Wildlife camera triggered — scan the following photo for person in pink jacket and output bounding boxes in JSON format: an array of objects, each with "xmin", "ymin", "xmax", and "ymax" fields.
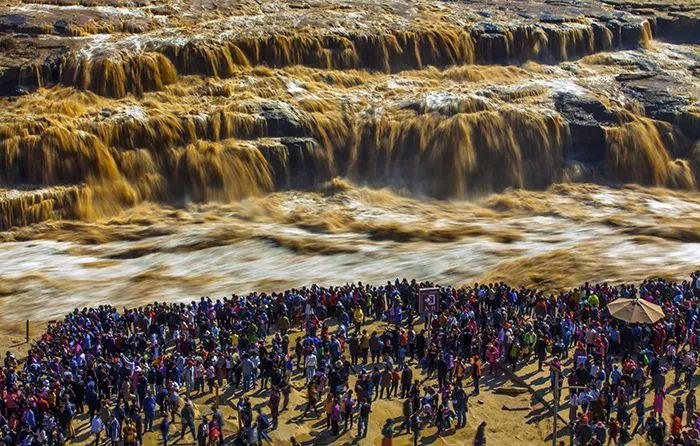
[
  {"xmin": 485, "ymin": 341, "xmax": 500, "ymax": 376},
  {"xmin": 653, "ymin": 389, "xmax": 665, "ymax": 416}
]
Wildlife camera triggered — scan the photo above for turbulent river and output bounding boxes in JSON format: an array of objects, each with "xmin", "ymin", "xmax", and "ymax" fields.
[
  {"xmin": 1, "ymin": 181, "xmax": 699, "ymax": 321},
  {"xmin": 0, "ymin": 0, "xmax": 699, "ymax": 321}
]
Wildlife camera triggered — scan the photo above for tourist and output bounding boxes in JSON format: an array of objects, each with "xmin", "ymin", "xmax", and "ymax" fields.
[
  {"xmin": 342, "ymin": 389, "xmax": 355, "ymax": 431},
  {"xmin": 357, "ymin": 400, "xmax": 371, "ymax": 438},
  {"xmin": 1, "ymin": 272, "xmax": 698, "ymax": 446},
  {"xmin": 330, "ymin": 398, "xmax": 341, "ymax": 436},
  {"xmin": 452, "ymin": 383, "xmax": 469, "ymax": 429},
  {"xmin": 302, "ymin": 379, "xmax": 319, "ymax": 418},
  {"xmin": 181, "ymin": 399, "xmax": 197, "ymax": 441},
  {"xmin": 197, "ymin": 417, "xmax": 209, "ymax": 446},
  {"xmin": 123, "ymin": 418, "xmax": 137, "ymax": 446},
  {"xmin": 109, "ymin": 412, "xmax": 120, "ymax": 446},
  {"xmin": 90, "ymin": 414, "xmax": 104, "ymax": 446},
  {"xmin": 686, "ymin": 391, "xmax": 696, "ymax": 426},
  {"xmin": 304, "ymin": 351, "xmax": 317, "ymax": 384},
  {"xmin": 410, "ymin": 412, "xmax": 422, "ymax": 446},
  {"xmin": 159, "ymin": 414, "xmax": 171, "ymax": 446}
]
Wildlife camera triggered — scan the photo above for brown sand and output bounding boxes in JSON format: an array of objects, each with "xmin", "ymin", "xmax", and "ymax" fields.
[{"xmin": 0, "ymin": 317, "xmax": 670, "ymax": 445}]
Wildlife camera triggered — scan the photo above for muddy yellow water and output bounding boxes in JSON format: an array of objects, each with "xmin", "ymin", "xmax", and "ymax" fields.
[
  {"xmin": 0, "ymin": 181, "xmax": 698, "ymax": 322},
  {"xmin": 0, "ymin": 0, "xmax": 699, "ymax": 321}
]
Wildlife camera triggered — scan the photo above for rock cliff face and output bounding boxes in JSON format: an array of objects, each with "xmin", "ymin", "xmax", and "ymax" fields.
[
  {"xmin": 0, "ymin": 0, "xmax": 698, "ymax": 229},
  {"xmin": 2, "ymin": 0, "xmax": 696, "ymax": 95}
]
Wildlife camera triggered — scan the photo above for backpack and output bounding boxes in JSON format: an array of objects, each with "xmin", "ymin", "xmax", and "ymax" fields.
[{"xmin": 209, "ymin": 422, "xmax": 220, "ymax": 441}]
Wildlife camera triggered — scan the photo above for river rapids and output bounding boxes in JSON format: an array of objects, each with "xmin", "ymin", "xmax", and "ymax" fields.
[{"xmin": 0, "ymin": 0, "xmax": 698, "ymax": 321}]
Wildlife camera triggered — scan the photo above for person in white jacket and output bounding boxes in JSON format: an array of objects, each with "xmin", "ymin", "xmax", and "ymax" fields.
[{"xmin": 305, "ymin": 352, "xmax": 317, "ymax": 384}]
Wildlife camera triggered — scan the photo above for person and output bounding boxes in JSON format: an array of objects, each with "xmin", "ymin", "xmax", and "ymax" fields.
[
  {"xmin": 256, "ymin": 409, "xmax": 272, "ymax": 444},
  {"xmin": 277, "ymin": 314, "xmax": 290, "ymax": 336},
  {"xmin": 452, "ymin": 383, "xmax": 469, "ymax": 429},
  {"xmin": 673, "ymin": 395, "xmax": 685, "ymax": 422},
  {"xmin": 109, "ymin": 413, "xmax": 121, "ymax": 446},
  {"xmin": 400, "ymin": 365, "xmax": 413, "ymax": 398},
  {"xmin": 143, "ymin": 392, "xmax": 156, "ymax": 432},
  {"xmin": 593, "ymin": 421, "xmax": 606, "ymax": 444},
  {"xmin": 197, "ymin": 417, "xmax": 210, "ymax": 446},
  {"xmin": 360, "ymin": 331, "xmax": 370, "ymax": 364},
  {"xmin": 323, "ymin": 393, "xmax": 335, "ymax": 429},
  {"xmin": 342, "ymin": 390, "xmax": 355, "ymax": 431},
  {"xmin": 390, "ymin": 367, "xmax": 400, "ymax": 398},
  {"xmin": 671, "ymin": 414, "xmax": 683, "ymax": 437},
  {"xmin": 609, "ymin": 418, "xmax": 620, "ymax": 444},
  {"xmin": 131, "ymin": 410, "xmax": 144, "ymax": 446},
  {"xmin": 619, "ymin": 425, "xmax": 631, "ymax": 446},
  {"xmin": 436, "ymin": 401, "xmax": 453, "ymax": 436},
  {"xmin": 649, "ymin": 416, "xmax": 666, "ymax": 445},
  {"xmin": 473, "ymin": 421, "xmax": 486, "ymax": 446},
  {"xmin": 295, "ymin": 338, "xmax": 304, "ymax": 370},
  {"xmin": 381, "ymin": 419, "xmax": 395, "ymax": 444},
  {"xmin": 410, "ymin": 412, "xmax": 422, "ymax": 446},
  {"xmin": 302, "ymin": 380, "xmax": 319, "ymax": 418},
  {"xmin": 653, "ymin": 389, "xmax": 665, "ymax": 417},
  {"xmin": 379, "ymin": 368, "xmax": 391, "ymax": 399},
  {"xmin": 402, "ymin": 398, "xmax": 412, "ymax": 433},
  {"xmin": 123, "ymin": 419, "xmax": 138, "ymax": 446},
  {"xmin": 181, "ymin": 399, "xmax": 197, "ymax": 441},
  {"xmin": 269, "ymin": 387, "xmax": 281, "ymax": 429},
  {"xmin": 471, "ymin": 357, "xmax": 482, "ymax": 396},
  {"xmin": 242, "ymin": 354, "xmax": 256, "ymax": 392},
  {"xmin": 354, "ymin": 306, "xmax": 364, "ymax": 334},
  {"xmin": 632, "ymin": 397, "xmax": 645, "ymax": 434},
  {"xmin": 330, "ymin": 399, "xmax": 341, "ymax": 436},
  {"xmin": 90, "ymin": 414, "xmax": 104, "ymax": 446},
  {"xmin": 349, "ymin": 334, "xmax": 359, "ymax": 366},
  {"xmin": 86, "ymin": 385, "xmax": 101, "ymax": 421},
  {"xmin": 305, "ymin": 351, "xmax": 318, "ymax": 384},
  {"xmin": 686, "ymin": 391, "xmax": 696, "ymax": 426},
  {"xmin": 6, "ymin": 272, "xmax": 700, "ymax": 446},
  {"xmin": 160, "ymin": 414, "xmax": 171, "ymax": 446},
  {"xmin": 212, "ymin": 405, "xmax": 225, "ymax": 445},
  {"xmin": 209, "ymin": 416, "xmax": 222, "ymax": 445},
  {"xmin": 357, "ymin": 400, "xmax": 371, "ymax": 438},
  {"xmin": 370, "ymin": 333, "xmax": 382, "ymax": 364}
]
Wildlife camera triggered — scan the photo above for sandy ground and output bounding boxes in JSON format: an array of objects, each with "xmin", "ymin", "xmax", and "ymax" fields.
[
  {"xmin": 0, "ymin": 318, "xmax": 686, "ymax": 446},
  {"xmin": 0, "ymin": 319, "xmax": 558, "ymax": 445}
]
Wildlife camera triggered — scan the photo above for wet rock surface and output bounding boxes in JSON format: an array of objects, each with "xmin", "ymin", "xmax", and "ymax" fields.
[
  {"xmin": 555, "ymin": 93, "xmax": 612, "ymax": 163},
  {"xmin": 0, "ymin": 0, "xmax": 694, "ymax": 94},
  {"xmin": 0, "ymin": 0, "xmax": 698, "ymax": 230}
]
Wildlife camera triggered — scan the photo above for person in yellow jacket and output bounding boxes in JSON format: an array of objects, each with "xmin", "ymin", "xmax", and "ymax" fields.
[
  {"xmin": 323, "ymin": 393, "xmax": 335, "ymax": 429},
  {"xmin": 522, "ymin": 331, "xmax": 537, "ymax": 358},
  {"xmin": 277, "ymin": 314, "xmax": 290, "ymax": 336},
  {"xmin": 438, "ymin": 312, "xmax": 448, "ymax": 328},
  {"xmin": 354, "ymin": 307, "xmax": 364, "ymax": 334},
  {"xmin": 588, "ymin": 293, "xmax": 600, "ymax": 308},
  {"xmin": 359, "ymin": 331, "xmax": 370, "ymax": 364}
]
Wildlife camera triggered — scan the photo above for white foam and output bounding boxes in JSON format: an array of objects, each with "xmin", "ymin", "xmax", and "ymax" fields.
[
  {"xmin": 287, "ymin": 81, "xmax": 306, "ymax": 95},
  {"xmin": 109, "ymin": 105, "xmax": 148, "ymax": 122},
  {"xmin": 9, "ymin": 4, "xmax": 147, "ymax": 17}
]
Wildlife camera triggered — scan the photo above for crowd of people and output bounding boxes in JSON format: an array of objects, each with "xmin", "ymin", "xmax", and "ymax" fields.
[{"xmin": 0, "ymin": 270, "xmax": 699, "ymax": 446}]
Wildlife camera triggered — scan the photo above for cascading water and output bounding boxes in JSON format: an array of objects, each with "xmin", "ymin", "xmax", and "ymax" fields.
[{"xmin": 0, "ymin": 0, "xmax": 698, "ymax": 320}]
